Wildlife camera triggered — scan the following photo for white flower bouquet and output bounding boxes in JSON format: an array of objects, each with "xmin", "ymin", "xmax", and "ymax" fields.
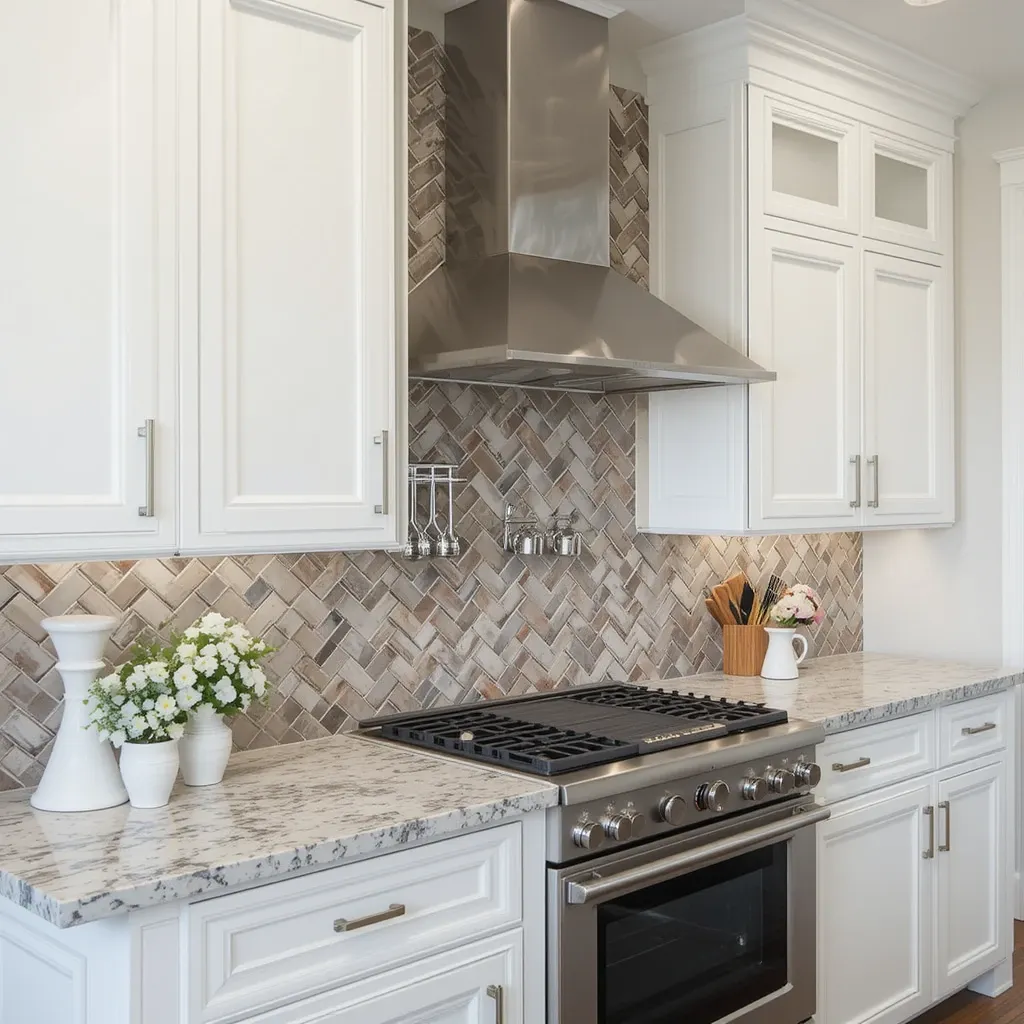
[
  {"xmin": 85, "ymin": 643, "xmax": 188, "ymax": 748},
  {"xmin": 167, "ymin": 612, "xmax": 274, "ymax": 717},
  {"xmin": 768, "ymin": 584, "xmax": 826, "ymax": 628}
]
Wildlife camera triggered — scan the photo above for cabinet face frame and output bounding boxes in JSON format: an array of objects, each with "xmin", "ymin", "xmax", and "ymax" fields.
[{"xmin": 750, "ymin": 88, "xmax": 861, "ymax": 236}]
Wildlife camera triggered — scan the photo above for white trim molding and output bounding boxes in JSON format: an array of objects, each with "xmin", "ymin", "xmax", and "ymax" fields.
[{"xmin": 996, "ymin": 146, "xmax": 1024, "ymax": 921}]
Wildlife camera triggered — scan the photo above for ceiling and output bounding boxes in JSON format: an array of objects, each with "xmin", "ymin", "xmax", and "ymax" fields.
[{"xmin": 419, "ymin": 0, "xmax": 1024, "ymax": 88}]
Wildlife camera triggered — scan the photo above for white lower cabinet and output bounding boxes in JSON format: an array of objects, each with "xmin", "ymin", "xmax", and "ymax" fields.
[{"xmin": 817, "ymin": 696, "xmax": 1012, "ymax": 1024}]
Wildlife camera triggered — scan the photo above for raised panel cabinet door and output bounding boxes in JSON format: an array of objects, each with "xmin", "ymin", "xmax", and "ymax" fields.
[
  {"xmin": 862, "ymin": 253, "xmax": 953, "ymax": 526},
  {"xmin": 0, "ymin": 0, "xmax": 177, "ymax": 560},
  {"xmin": 748, "ymin": 230, "xmax": 861, "ymax": 529},
  {"xmin": 935, "ymin": 761, "xmax": 1006, "ymax": 999},
  {"xmin": 185, "ymin": 0, "xmax": 399, "ymax": 554},
  {"xmin": 817, "ymin": 782, "xmax": 933, "ymax": 1024},
  {"xmin": 235, "ymin": 932, "xmax": 522, "ymax": 1023},
  {"xmin": 862, "ymin": 128, "xmax": 950, "ymax": 254},
  {"xmin": 749, "ymin": 88, "xmax": 860, "ymax": 235}
]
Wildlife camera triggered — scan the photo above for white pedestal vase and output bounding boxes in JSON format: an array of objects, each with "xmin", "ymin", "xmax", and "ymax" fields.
[
  {"xmin": 180, "ymin": 705, "xmax": 233, "ymax": 787},
  {"xmin": 119, "ymin": 739, "xmax": 180, "ymax": 808},
  {"xmin": 760, "ymin": 628, "xmax": 809, "ymax": 680},
  {"xmin": 31, "ymin": 615, "xmax": 129, "ymax": 813}
]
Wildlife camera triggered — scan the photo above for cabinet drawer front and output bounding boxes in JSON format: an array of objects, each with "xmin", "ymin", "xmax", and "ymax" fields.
[
  {"xmin": 190, "ymin": 824, "xmax": 522, "ymax": 1023},
  {"xmin": 938, "ymin": 695, "xmax": 1008, "ymax": 767},
  {"xmin": 819, "ymin": 714, "xmax": 935, "ymax": 802}
]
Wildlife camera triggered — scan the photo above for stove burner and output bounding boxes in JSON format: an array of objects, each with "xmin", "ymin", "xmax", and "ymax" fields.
[{"xmin": 377, "ymin": 684, "xmax": 789, "ymax": 776}]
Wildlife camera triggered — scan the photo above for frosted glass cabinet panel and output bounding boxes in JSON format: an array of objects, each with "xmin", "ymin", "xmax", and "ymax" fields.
[
  {"xmin": 753, "ymin": 89, "xmax": 859, "ymax": 234},
  {"xmin": 863, "ymin": 128, "xmax": 948, "ymax": 253}
]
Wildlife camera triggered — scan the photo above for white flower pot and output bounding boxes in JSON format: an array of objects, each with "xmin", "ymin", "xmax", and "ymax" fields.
[
  {"xmin": 119, "ymin": 739, "xmax": 179, "ymax": 808},
  {"xmin": 31, "ymin": 615, "xmax": 128, "ymax": 813},
  {"xmin": 180, "ymin": 705, "xmax": 233, "ymax": 787},
  {"xmin": 760, "ymin": 628, "xmax": 809, "ymax": 681}
]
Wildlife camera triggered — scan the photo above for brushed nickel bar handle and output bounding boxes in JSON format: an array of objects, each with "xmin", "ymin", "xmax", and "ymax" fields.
[
  {"xmin": 333, "ymin": 902, "xmax": 405, "ymax": 933},
  {"xmin": 939, "ymin": 800, "xmax": 951, "ymax": 852},
  {"xmin": 137, "ymin": 420, "xmax": 155, "ymax": 517},
  {"xmin": 486, "ymin": 984, "xmax": 504, "ymax": 1024},
  {"xmin": 374, "ymin": 430, "xmax": 389, "ymax": 515},
  {"xmin": 832, "ymin": 756, "xmax": 871, "ymax": 773},
  {"xmin": 566, "ymin": 805, "xmax": 831, "ymax": 905},
  {"xmin": 867, "ymin": 455, "xmax": 879, "ymax": 508},
  {"xmin": 849, "ymin": 455, "xmax": 862, "ymax": 508},
  {"xmin": 961, "ymin": 722, "xmax": 997, "ymax": 736},
  {"xmin": 923, "ymin": 805, "xmax": 934, "ymax": 859}
]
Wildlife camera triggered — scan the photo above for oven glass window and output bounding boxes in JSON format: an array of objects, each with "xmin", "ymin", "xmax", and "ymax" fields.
[{"xmin": 598, "ymin": 841, "xmax": 788, "ymax": 1024}]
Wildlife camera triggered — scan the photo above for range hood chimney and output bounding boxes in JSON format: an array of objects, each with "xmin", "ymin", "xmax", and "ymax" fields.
[{"xmin": 408, "ymin": 0, "xmax": 775, "ymax": 394}]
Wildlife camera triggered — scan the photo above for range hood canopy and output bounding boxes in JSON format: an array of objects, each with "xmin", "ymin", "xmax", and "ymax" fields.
[{"xmin": 408, "ymin": 0, "xmax": 775, "ymax": 394}]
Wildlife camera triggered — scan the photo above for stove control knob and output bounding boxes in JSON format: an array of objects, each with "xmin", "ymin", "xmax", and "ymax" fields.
[
  {"xmin": 695, "ymin": 781, "xmax": 730, "ymax": 813},
  {"xmin": 658, "ymin": 794, "xmax": 687, "ymax": 826},
  {"xmin": 766, "ymin": 768, "xmax": 796, "ymax": 795},
  {"xmin": 571, "ymin": 821, "xmax": 605, "ymax": 850},
  {"xmin": 794, "ymin": 762, "xmax": 822, "ymax": 788},
  {"xmin": 741, "ymin": 777, "xmax": 768, "ymax": 802},
  {"xmin": 601, "ymin": 814, "xmax": 633, "ymax": 842},
  {"xmin": 624, "ymin": 809, "xmax": 647, "ymax": 837}
]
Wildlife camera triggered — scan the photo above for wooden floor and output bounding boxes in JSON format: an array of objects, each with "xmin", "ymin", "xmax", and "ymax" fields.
[{"xmin": 911, "ymin": 923, "xmax": 1024, "ymax": 1024}]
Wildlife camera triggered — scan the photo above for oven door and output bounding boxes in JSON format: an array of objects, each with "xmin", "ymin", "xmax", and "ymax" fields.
[{"xmin": 548, "ymin": 799, "xmax": 830, "ymax": 1024}]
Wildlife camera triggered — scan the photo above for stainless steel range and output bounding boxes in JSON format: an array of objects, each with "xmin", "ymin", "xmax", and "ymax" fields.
[{"xmin": 366, "ymin": 683, "xmax": 828, "ymax": 1024}]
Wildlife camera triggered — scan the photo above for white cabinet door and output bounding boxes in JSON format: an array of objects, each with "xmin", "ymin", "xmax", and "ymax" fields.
[
  {"xmin": 750, "ymin": 88, "xmax": 860, "ymax": 235},
  {"xmin": 818, "ymin": 781, "xmax": 933, "ymax": 1024},
  {"xmin": 748, "ymin": 230, "xmax": 861, "ymax": 529},
  {"xmin": 934, "ymin": 761, "xmax": 1006, "ymax": 999},
  {"xmin": 862, "ymin": 252, "xmax": 953, "ymax": 526},
  {"xmin": 184, "ymin": 0, "xmax": 400, "ymax": 555},
  {"xmin": 862, "ymin": 128, "xmax": 950, "ymax": 254},
  {"xmin": 238, "ymin": 932, "xmax": 522, "ymax": 1024},
  {"xmin": 0, "ymin": 0, "xmax": 177, "ymax": 561}
]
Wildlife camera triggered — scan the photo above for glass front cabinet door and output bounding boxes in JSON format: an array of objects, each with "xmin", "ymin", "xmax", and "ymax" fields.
[
  {"xmin": 862, "ymin": 127, "xmax": 949, "ymax": 253},
  {"xmin": 752, "ymin": 88, "xmax": 860, "ymax": 235}
]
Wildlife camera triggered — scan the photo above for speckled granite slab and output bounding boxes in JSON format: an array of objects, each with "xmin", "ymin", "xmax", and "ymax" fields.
[
  {"xmin": 653, "ymin": 652, "xmax": 1022, "ymax": 733},
  {"xmin": 0, "ymin": 735, "xmax": 557, "ymax": 929}
]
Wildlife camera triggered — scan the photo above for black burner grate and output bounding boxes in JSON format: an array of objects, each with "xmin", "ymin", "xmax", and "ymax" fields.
[{"xmin": 570, "ymin": 685, "xmax": 789, "ymax": 732}]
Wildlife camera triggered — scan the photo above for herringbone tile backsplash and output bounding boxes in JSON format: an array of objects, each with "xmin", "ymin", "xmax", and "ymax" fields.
[{"xmin": 0, "ymin": 31, "xmax": 862, "ymax": 791}]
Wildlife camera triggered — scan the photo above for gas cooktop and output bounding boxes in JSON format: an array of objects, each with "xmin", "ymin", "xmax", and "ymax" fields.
[{"xmin": 372, "ymin": 684, "xmax": 789, "ymax": 776}]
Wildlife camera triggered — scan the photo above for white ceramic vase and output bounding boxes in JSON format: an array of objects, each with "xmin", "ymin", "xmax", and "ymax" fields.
[
  {"xmin": 119, "ymin": 739, "xmax": 180, "ymax": 808},
  {"xmin": 31, "ymin": 615, "xmax": 129, "ymax": 813},
  {"xmin": 180, "ymin": 705, "xmax": 233, "ymax": 787},
  {"xmin": 760, "ymin": 628, "xmax": 809, "ymax": 680}
]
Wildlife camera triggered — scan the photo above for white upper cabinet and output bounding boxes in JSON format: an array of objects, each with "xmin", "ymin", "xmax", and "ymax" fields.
[
  {"xmin": 862, "ymin": 252, "xmax": 953, "ymax": 526},
  {"xmin": 0, "ymin": 0, "xmax": 177, "ymax": 560},
  {"xmin": 639, "ymin": 4, "xmax": 973, "ymax": 536},
  {"xmin": 862, "ymin": 128, "xmax": 950, "ymax": 254},
  {"xmin": 748, "ymin": 230, "xmax": 861, "ymax": 528},
  {"xmin": 0, "ymin": 0, "xmax": 405, "ymax": 563},
  {"xmin": 753, "ymin": 91, "xmax": 860, "ymax": 235},
  {"xmin": 182, "ymin": 0, "xmax": 400, "ymax": 554}
]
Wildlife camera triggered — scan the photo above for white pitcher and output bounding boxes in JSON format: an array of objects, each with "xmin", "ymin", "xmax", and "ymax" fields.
[{"xmin": 761, "ymin": 628, "xmax": 808, "ymax": 680}]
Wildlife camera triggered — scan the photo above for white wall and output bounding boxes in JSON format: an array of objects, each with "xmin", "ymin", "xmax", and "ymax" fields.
[{"xmin": 863, "ymin": 89, "xmax": 1024, "ymax": 663}]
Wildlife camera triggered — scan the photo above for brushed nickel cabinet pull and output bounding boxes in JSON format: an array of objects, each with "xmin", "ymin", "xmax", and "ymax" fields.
[
  {"xmin": 923, "ymin": 805, "xmax": 934, "ymax": 859},
  {"xmin": 333, "ymin": 902, "xmax": 405, "ymax": 932},
  {"xmin": 939, "ymin": 800, "xmax": 951, "ymax": 852},
  {"xmin": 867, "ymin": 455, "xmax": 879, "ymax": 508},
  {"xmin": 137, "ymin": 420, "xmax": 155, "ymax": 517},
  {"xmin": 832, "ymin": 756, "xmax": 871, "ymax": 773},
  {"xmin": 374, "ymin": 430, "xmax": 389, "ymax": 515},
  {"xmin": 487, "ymin": 984, "xmax": 504, "ymax": 1024},
  {"xmin": 849, "ymin": 455, "xmax": 862, "ymax": 508},
  {"xmin": 961, "ymin": 722, "xmax": 997, "ymax": 736}
]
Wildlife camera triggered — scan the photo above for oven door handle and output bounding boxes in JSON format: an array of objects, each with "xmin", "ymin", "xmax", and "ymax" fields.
[{"xmin": 565, "ymin": 804, "xmax": 831, "ymax": 906}]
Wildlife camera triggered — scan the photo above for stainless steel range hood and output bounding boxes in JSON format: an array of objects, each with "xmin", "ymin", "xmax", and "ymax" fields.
[{"xmin": 408, "ymin": 0, "xmax": 775, "ymax": 394}]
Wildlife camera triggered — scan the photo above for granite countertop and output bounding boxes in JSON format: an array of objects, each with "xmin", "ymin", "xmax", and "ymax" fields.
[
  {"xmin": 0, "ymin": 734, "xmax": 558, "ymax": 929},
  {"xmin": 657, "ymin": 652, "xmax": 1022, "ymax": 733}
]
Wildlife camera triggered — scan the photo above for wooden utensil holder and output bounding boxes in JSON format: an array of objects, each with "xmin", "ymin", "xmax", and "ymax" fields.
[{"xmin": 723, "ymin": 625, "xmax": 769, "ymax": 676}]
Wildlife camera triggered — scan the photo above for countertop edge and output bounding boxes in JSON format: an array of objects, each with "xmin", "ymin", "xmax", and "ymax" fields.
[{"xmin": 2, "ymin": 786, "xmax": 558, "ymax": 929}]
